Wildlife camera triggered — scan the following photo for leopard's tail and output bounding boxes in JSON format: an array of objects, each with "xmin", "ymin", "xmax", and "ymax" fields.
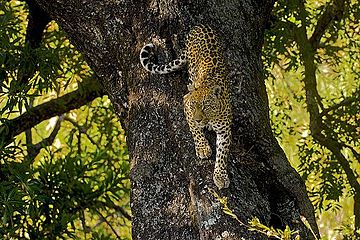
[{"xmin": 140, "ymin": 44, "xmax": 186, "ymax": 74}]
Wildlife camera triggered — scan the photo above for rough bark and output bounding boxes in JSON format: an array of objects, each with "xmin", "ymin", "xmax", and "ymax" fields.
[{"xmin": 33, "ymin": 0, "xmax": 319, "ymax": 239}]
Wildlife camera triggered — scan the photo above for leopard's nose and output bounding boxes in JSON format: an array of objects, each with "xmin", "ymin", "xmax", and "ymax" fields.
[{"xmin": 195, "ymin": 119, "xmax": 202, "ymax": 123}]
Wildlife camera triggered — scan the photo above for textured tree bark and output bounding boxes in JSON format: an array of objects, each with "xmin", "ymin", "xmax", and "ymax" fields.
[{"xmin": 33, "ymin": 0, "xmax": 319, "ymax": 239}]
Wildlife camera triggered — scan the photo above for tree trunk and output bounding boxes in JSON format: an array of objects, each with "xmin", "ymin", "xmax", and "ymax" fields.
[{"xmin": 34, "ymin": 0, "xmax": 319, "ymax": 239}]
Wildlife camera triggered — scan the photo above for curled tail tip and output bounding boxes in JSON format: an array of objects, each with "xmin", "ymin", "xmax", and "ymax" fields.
[
  {"xmin": 144, "ymin": 43, "xmax": 154, "ymax": 48},
  {"xmin": 141, "ymin": 43, "xmax": 154, "ymax": 55},
  {"xmin": 139, "ymin": 43, "xmax": 185, "ymax": 74},
  {"xmin": 140, "ymin": 43, "xmax": 154, "ymax": 72}
]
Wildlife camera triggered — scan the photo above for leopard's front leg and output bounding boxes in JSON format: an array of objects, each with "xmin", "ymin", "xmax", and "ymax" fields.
[
  {"xmin": 187, "ymin": 122, "xmax": 212, "ymax": 159},
  {"xmin": 183, "ymin": 94, "xmax": 212, "ymax": 159},
  {"xmin": 212, "ymin": 122, "xmax": 231, "ymax": 189}
]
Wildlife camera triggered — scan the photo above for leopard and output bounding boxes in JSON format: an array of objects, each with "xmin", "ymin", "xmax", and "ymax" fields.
[{"xmin": 139, "ymin": 25, "xmax": 232, "ymax": 189}]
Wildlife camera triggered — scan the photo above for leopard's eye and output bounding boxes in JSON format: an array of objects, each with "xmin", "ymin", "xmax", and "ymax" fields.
[
  {"xmin": 202, "ymin": 100, "xmax": 211, "ymax": 111},
  {"xmin": 201, "ymin": 100, "xmax": 207, "ymax": 110}
]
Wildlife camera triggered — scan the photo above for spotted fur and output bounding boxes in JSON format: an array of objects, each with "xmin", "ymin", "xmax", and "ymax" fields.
[{"xmin": 140, "ymin": 25, "xmax": 232, "ymax": 189}]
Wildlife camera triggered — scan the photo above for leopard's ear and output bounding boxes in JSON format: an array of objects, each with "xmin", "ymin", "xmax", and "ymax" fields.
[{"xmin": 212, "ymin": 85, "xmax": 223, "ymax": 98}]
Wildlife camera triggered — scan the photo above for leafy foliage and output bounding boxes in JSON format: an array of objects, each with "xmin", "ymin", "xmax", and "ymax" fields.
[
  {"xmin": 0, "ymin": 0, "xmax": 91, "ymax": 116},
  {"xmin": 264, "ymin": 0, "xmax": 360, "ymax": 238},
  {"xmin": 0, "ymin": 1, "xmax": 130, "ymax": 239}
]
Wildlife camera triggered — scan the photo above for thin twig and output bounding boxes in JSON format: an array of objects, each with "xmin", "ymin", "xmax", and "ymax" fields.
[
  {"xmin": 96, "ymin": 200, "xmax": 132, "ymax": 221},
  {"xmin": 80, "ymin": 209, "xmax": 87, "ymax": 240},
  {"xmin": 94, "ymin": 209, "xmax": 121, "ymax": 239},
  {"xmin": 25, "ymin": 98, "xmax": 35, "ymax": 150},
  {"xmin": 64, "ymin": 116, "xmax": 98, "ymax": 146},
  {"xmin": 320, "ymin": 94, "xmax": 359, "ymax": 117},
  {"xmin": 27, "ymin": 115, "xmax": 63, "ymax": 162},
  {"xmin": 340, "ymin": 142, "xmax": 360, "ymax": 165}
]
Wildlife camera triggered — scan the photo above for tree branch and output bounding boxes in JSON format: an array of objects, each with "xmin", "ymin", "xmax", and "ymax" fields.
[
  {"xmin": 25, "ymin": 98, "xmax": 35, "ymax": 147},
  {"xmin": 94, "ymin": 209, "xmax": 120, "ymax": 239},
  {"xmin": 96, "ymin": 200, "xmax": 132, "ymax": 221},
  {"xmin": 341, "ymin": 142, "xmax": 360, "ymax": 165},
  {"xmin": 320, "ymin": 92, "xmax": 360, "ymax": 117},
  {"xmin": 27, "ymin": 115, "xmax": 63, "ymax": 161},
  {"xmin": 111, "ymin": 203, "xmax": 132, "ymax": 221},
  {"xmin": 24, "ymin": 0, "xmax": 51, "ymax": 48},
  {"xmin": 309, "ymin": 0, "xmax": 346, "ymax": 50},
  {"xmin": 0, "ymin": 79, "xmax": 105, "ymax": 147},
  {"xmin": 17, "ymin": 0, "xmax": 51, "ymax": 87},
  {"xmin": 20, "ymin": 0, "xmax": 51, "ymax": 147},
  {"xmin": 312, "ymin": 131, "xmax": 360, "ymax": 233},
  {"xmin": 296, "ymin": 0, "xmax": 360, "ymax": 234},
  {"xmin": 64, "ymin": 116, "xmax": 98, "ymax": 146},
  {"xmin": 313, "ymin": 133, "xmax": 360, "ymax": 194}
]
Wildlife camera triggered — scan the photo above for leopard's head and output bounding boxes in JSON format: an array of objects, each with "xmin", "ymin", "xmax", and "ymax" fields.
[{"xmin": 183, "ymin": 85, "xmax": 226, "ymax": 127}]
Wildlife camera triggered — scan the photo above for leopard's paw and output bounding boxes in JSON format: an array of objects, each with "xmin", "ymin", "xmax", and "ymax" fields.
[
  {"xmin": 195, "ymin": 142, "xmax": 212, "ymax": 159},
  {"xmin": 213, "ymin": 170, "xmax": 230, "ymax": 189}
]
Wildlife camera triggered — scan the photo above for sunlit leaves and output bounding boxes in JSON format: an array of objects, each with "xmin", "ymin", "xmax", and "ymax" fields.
[
  {"xmin": 0, "ymin": 1, "xmax": 130, "ymax": 239},
  {"xmin": 0, "ymin": 0, "xmax": 92, "ymax": 118},
  {"xmin": 265, "ymin": 0, "xmax": 360, "ymax": 237}
]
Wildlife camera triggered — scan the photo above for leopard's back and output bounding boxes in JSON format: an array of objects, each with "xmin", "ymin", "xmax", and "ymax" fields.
[{"xmin": 185, "ymin": 25, "xmax": 227, "ymax": 89}]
